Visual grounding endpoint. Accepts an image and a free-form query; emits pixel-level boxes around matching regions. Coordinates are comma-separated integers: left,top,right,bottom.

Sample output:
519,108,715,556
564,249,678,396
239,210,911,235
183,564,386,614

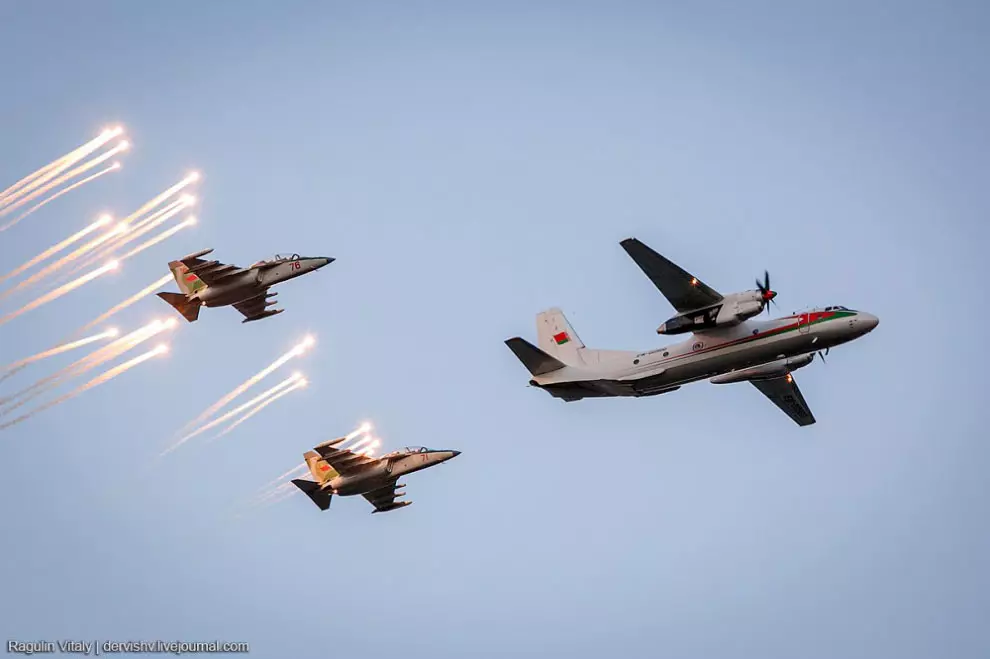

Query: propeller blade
764,270,770,291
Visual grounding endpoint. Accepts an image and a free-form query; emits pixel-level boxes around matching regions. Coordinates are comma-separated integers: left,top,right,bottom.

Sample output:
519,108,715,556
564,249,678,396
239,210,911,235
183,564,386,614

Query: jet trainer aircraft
505,238,879,426
292,439,461,514
157,249,333,323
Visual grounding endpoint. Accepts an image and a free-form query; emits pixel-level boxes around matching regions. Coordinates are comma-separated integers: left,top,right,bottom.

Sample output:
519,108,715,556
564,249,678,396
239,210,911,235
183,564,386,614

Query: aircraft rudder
536,307,586,363
304,450,338,482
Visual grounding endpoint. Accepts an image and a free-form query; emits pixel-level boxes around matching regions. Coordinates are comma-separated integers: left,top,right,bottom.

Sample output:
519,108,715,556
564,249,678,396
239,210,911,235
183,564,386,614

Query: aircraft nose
318,257,335,268
445,450,461,461
859,312,879,332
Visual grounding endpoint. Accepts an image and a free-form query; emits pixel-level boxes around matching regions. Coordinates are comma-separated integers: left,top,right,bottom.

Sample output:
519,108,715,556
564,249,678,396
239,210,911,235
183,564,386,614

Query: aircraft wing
313,442,379,475
177,253,250,287
620,238,723,313
362,479,410,513
232,291,274,321
749,375,817,426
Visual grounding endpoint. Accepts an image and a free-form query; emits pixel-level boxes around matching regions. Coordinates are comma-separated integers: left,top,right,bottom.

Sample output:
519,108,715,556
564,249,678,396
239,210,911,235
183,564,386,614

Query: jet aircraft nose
319,257,335,267
858,312,879,332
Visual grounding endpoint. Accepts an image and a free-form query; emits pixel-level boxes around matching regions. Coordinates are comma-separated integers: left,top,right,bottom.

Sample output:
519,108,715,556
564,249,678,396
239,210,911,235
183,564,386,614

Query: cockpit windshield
824,305,852,311
402,446,428,453
252,253,301,267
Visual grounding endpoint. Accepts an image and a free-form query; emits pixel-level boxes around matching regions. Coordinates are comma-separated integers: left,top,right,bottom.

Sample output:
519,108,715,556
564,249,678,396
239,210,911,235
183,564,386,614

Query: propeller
755,270,777,315
817,347,829,364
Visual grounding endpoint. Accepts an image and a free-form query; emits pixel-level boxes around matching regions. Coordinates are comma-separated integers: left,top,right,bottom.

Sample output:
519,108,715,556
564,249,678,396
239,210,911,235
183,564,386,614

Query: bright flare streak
216,379,306,439
165,375,302,454
0,164,119,233
0,142,128,219
74,274,173,336
118,175,197,228
115,217,195,263
0,223,125,301
0,215,112,286
181,339,314,432
357,439,382,457
346,435,372,453
343,422,373,443
73,199,189,275
0,319,169,412
0,261,118,328
0,128,123,206
0,346,164,432
0,329,118,373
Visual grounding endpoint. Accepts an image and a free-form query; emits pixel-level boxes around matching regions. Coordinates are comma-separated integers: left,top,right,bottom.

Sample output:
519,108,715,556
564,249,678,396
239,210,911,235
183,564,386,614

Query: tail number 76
290,261,301,271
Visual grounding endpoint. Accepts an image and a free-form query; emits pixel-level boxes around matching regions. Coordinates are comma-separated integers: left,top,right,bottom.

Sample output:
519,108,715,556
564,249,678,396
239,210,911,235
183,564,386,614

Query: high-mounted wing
362,479,411,514
313,441,379,476
750,375,817,426
620,238,723,313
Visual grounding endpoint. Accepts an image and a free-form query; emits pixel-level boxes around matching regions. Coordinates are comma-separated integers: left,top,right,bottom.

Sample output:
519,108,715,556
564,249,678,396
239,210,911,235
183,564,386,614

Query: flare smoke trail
0,164,120,233
179,336,315,434
0,127,123,207
215,379,306,439
65,197,192,279
0,215,113,287
0,141,128,221
0,319,172,413
116,218,196,263
0,223,124,302
0,261,119,328
258,463,309,492
0,345,167,431
73,274,172,337
163,374,303,455
1,329,118,377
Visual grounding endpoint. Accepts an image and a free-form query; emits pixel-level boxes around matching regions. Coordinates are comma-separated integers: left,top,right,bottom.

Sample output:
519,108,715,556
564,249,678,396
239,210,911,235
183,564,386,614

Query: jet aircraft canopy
251,253,301,267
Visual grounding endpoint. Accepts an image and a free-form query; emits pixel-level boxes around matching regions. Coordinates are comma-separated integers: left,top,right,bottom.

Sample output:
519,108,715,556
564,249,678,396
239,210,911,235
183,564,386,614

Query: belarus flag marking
553,332,570,345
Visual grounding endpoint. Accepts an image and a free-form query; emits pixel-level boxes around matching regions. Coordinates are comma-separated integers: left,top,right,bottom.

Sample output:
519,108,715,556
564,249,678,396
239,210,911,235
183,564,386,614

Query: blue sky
0,1,987,657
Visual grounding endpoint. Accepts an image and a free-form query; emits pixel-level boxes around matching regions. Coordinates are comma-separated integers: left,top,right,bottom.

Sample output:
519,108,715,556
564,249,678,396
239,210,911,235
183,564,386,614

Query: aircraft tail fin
304,450,338,482
156,292,202,322
168,260,208,296
536,308,586,364
291,479,333,511
505,337,566,376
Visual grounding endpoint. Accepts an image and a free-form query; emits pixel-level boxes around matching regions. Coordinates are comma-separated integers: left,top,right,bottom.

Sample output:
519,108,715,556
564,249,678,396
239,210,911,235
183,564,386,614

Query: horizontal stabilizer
505,337,566,376
156,292,202,322
291,479,333,511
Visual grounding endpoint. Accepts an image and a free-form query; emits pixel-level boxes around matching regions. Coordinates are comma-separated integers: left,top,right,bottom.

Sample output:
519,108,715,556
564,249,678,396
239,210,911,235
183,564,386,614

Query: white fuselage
194,257,330,307
325,451,458,496
534,308,878,399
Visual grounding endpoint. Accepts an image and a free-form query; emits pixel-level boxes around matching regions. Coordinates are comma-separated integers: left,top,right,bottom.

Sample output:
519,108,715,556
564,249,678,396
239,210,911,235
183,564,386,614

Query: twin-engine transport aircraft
157,249,334,323
292,439,461,514
505,238,879,426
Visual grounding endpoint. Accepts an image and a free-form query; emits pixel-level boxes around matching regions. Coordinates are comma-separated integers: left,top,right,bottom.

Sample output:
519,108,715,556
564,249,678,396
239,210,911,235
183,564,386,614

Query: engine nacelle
657,294,765,335
709,353,815,384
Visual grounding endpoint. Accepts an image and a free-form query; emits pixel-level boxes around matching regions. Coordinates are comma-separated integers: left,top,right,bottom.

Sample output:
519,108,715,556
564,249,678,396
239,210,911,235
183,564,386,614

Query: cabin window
633,359,640,365
662,352,668,357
